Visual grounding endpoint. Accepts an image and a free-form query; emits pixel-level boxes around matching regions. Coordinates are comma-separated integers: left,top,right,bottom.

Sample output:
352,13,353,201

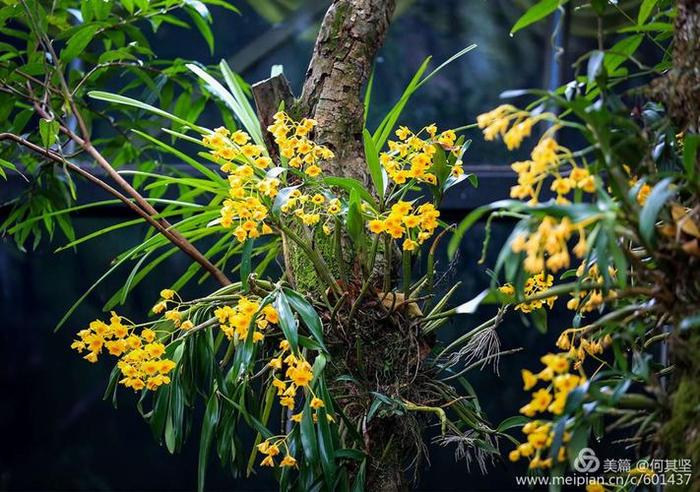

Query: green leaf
362,128,385,200
39,118,59,148
0,158,17,180
316,400,336,488
586,50,605,83
447,200,522,259
241,238,254,291
618,22,672,33
54,235,161,331
682,133,699,182
187,63,265,147
638,0,658,25
416,44,477,90
511,0,566,35
275,291,299,353
351,460,367,492
198,392,220,492
372,57,430,151
639,178,674,245
530,308,548,334
323,177,377,209
88,91,206,132
121,252,152,305
61,25,100,62
346,189,364,247
604,35,643,74
283,288,327,353
496,415,530,432
131,129,224,184
219,60,265,146
186,6,214,55
300,397,319,464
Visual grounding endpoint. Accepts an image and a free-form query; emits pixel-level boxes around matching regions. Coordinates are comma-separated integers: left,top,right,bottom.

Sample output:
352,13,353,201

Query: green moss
327,2,349,53
289,226,342,295
662,335,700,491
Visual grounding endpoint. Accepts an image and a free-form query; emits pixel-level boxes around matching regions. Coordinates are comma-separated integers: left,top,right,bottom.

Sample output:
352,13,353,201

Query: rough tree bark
658,0,700,135
252,1,407,490
658,1,700,490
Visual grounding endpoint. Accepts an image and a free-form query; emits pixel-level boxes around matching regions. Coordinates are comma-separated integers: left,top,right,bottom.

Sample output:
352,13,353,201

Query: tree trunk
660,2,700,490
297,0,395,183
253,1,407,490
653,0,700,134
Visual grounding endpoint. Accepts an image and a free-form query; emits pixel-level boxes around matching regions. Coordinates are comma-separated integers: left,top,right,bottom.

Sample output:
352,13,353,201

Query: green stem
383,235,392,292
402,400,447,435
402,249,411,298
348,236,381,321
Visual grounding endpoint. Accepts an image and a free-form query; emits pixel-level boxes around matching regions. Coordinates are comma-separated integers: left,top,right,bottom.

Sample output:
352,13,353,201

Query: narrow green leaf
219,60,265,146
275,292,299,353
61,25,99,62
372,57,431,150
131,129,224,184
283,288,327,353
683,133,699,181
511,0,566,35
241,238,254,291
639,178,674,245
198,392,220,492
496,415,529,432
88,91,206,132
362,128,385,200
638,0,658,25
323,177,377,209
300,397,319,464
186,7,214,55
346,189,364,246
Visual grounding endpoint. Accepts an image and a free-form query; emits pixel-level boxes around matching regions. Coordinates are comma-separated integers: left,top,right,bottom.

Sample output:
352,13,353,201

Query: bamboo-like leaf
198,392,220,492
372,57,431,150
219,60,265,146
240,238,254,291
275,291,299,353
639,178,674,245
511,0,566,35
284,288,327,353
88,91,205,132
323,177,377,209
300,397,319,465
346,189,364,247
132,129,225,184
188,63,265,147
362,128,385,200
638,0,658,24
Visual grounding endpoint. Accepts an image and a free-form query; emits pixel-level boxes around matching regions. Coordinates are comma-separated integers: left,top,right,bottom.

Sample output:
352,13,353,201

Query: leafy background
0,0,635,490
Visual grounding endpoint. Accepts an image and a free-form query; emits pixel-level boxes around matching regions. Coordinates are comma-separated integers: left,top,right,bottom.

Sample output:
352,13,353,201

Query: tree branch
298,0,396,182
0,132,231,286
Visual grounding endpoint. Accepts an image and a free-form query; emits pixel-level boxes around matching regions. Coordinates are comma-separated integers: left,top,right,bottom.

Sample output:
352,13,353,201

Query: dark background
0,1,634,490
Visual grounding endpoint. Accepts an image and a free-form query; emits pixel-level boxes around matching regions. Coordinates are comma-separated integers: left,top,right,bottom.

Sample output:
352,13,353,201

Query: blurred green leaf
511,0,566,35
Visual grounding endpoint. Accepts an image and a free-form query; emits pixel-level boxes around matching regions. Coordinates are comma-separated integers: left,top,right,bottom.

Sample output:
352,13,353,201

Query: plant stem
402,249,411,298
402,400,447,435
